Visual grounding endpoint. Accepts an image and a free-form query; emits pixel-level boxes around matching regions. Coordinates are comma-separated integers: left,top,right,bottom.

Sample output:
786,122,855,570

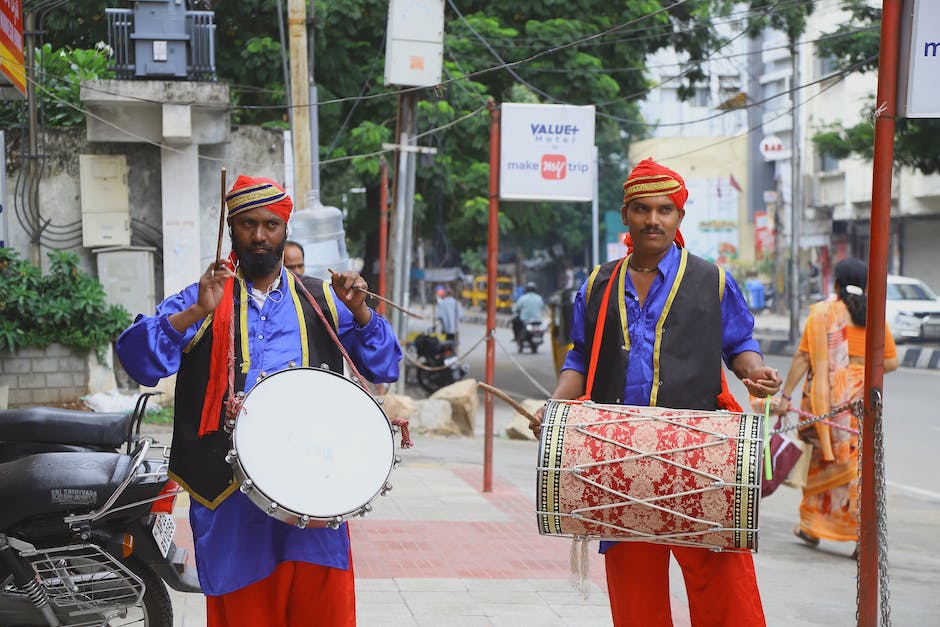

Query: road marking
886,480,940,502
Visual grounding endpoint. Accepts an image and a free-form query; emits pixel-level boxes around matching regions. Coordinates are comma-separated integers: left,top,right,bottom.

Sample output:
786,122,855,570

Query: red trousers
605,543,765,627
206,560,355,627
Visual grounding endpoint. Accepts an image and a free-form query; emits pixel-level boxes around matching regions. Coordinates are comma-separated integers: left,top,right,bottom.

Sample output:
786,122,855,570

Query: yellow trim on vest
238,277,250,374
183,314,214,354
286,273,310,367
585,264,602,303
718,266,726,303
169,470,239,510
321,281,339,329
617,256,630,353
650,248,688,406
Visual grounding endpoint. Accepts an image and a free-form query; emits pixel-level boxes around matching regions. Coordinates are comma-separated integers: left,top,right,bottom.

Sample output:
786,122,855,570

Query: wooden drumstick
477,381,541,427
214,167,228,273
327,269,425,319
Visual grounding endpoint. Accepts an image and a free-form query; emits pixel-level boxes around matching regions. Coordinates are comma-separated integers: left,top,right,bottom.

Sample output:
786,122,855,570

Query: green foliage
0,249,131,354
0,42,115,127
144,405,175,425
811,3,940,175
33,0,744,267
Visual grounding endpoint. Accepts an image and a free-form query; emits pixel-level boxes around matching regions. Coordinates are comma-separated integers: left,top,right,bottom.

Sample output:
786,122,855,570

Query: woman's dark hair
834,258,867,326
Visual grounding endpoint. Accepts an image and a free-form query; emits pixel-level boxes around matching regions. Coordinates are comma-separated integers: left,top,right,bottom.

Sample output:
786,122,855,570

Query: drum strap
583,256,626,400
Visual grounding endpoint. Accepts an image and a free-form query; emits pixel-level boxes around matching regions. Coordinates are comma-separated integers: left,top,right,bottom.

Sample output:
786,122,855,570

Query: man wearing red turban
534,158,781,626
117,175,402,626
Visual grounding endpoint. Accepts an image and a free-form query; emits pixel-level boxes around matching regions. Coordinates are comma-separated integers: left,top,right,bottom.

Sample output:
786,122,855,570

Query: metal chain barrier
493,334,553,398
400,329,493,372
770,399,864,436
873,389,892,626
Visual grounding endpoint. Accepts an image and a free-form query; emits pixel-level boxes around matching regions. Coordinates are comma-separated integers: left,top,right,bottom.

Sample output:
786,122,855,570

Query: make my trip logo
541,154,566,180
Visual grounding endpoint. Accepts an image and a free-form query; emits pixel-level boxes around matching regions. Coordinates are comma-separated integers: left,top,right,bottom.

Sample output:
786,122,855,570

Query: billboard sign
499,103,596,202
0,0,24,96
899,0,940,118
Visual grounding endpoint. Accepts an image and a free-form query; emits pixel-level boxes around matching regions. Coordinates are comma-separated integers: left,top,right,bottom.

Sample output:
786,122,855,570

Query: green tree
813,0,940,175
35,0,744,270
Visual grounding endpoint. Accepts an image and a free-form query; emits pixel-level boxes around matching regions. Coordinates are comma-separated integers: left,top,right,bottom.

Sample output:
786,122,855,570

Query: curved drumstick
213,167,227,273
477,381,541,427
327,268,425,319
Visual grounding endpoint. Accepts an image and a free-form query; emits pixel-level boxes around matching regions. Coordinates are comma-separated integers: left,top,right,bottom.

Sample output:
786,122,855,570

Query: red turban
225,175,293,223
622,158,687,252
200,175,293,437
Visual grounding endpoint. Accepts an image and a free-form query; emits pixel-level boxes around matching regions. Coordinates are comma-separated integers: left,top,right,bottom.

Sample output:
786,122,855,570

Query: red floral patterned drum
537,400,764,551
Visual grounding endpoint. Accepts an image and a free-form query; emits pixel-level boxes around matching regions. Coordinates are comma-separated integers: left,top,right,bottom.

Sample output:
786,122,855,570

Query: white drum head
233,367,394,518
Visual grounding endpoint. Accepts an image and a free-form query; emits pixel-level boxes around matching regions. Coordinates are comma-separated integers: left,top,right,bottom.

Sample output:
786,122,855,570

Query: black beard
235,239,286,279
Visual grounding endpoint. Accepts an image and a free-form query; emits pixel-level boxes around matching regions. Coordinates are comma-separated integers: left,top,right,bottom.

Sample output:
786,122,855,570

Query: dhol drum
537,400,763,551
226,367,398,529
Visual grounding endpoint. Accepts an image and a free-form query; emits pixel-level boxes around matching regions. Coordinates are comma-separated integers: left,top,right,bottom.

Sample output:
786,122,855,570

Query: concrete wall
0,344,94,407
3,125,286,305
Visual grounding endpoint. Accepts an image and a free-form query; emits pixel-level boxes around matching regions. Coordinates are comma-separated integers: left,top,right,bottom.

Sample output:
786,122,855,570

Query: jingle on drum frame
536,400,764,552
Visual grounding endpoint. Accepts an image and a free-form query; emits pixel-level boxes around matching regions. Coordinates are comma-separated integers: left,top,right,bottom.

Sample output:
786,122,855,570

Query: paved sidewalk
153,390,940,626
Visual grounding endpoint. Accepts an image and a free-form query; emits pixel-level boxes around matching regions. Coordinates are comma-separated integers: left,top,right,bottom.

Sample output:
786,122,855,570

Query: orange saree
797,298,861,542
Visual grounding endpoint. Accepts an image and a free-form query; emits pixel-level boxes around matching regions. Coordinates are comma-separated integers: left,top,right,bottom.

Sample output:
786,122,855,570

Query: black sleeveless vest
168,275,344,509
583,249,724,410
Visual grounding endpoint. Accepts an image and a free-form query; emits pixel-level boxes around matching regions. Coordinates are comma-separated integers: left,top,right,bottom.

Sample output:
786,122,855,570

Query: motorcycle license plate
151,513,176,559
444,356,458,366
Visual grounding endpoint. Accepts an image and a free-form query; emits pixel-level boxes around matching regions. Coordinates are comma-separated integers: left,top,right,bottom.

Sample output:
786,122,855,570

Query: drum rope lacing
538,409,761,547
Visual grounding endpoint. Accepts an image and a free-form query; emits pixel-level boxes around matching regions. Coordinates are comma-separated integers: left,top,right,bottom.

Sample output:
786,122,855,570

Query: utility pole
306,1,320,198
788,39,802,345
24,12,40,266
287,0,310,206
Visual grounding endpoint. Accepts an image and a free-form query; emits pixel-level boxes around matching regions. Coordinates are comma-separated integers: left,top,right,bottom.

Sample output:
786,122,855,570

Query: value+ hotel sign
499,103,596,202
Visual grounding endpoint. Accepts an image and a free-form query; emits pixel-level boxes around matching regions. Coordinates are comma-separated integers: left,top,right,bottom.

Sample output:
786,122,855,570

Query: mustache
640,227,664,235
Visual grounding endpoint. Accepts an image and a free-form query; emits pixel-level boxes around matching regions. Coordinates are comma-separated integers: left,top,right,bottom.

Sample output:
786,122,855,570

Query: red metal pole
483,99,500,493
378,157,389,316
859,1,901,624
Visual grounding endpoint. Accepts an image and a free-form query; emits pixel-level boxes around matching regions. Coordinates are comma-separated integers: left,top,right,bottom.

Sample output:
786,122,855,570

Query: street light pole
788,39,802,345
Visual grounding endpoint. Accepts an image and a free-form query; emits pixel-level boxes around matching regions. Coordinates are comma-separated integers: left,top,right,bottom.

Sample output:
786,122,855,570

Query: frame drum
227,367,395,528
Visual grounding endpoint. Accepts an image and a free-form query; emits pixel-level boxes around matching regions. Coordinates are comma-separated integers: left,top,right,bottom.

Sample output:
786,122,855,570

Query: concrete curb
756,334,940,370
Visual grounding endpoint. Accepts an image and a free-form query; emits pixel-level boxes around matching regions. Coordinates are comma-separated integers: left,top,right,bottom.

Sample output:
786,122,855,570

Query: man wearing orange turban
536,158,781,626
117,175,402,626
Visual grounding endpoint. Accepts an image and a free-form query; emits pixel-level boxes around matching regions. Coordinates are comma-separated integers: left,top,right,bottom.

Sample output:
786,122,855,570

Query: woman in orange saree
774,258,897,554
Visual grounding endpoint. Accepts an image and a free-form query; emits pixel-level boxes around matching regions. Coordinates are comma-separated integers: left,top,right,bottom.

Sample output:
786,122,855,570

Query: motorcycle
0,392,200,627
410,332,469,394
512,316,545,354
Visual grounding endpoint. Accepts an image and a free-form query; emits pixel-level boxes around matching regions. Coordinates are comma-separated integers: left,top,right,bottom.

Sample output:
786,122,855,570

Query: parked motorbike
0,393,200,627
512,316,545,354
410,332,469,394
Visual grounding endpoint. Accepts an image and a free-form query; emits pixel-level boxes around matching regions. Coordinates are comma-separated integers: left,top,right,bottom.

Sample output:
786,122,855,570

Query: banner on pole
0,0,24,96
499,103,596,202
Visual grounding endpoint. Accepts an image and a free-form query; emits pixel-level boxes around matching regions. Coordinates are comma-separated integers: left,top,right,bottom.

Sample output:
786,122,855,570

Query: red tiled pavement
349,466,609,590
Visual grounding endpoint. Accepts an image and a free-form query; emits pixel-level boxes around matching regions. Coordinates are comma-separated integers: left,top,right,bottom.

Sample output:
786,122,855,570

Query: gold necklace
628,261,658,273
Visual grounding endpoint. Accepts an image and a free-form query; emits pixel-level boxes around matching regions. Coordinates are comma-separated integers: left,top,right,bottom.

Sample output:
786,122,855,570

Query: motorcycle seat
0,406,132,448
0,451,134,531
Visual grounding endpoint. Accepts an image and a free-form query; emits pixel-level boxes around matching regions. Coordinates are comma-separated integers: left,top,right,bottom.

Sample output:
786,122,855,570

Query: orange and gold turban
225,175,293,223
622,158,687,251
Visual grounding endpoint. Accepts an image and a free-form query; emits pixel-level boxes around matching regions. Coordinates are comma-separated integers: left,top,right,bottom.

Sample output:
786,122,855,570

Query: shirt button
260,315,267,321
257,334,264,340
